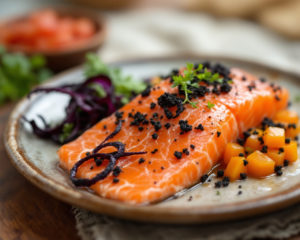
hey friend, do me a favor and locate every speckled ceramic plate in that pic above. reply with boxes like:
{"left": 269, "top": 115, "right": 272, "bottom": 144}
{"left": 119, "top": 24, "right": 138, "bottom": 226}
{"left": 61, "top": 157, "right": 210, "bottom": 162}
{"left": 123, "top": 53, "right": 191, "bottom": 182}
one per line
{"left": 4, "top": 55, "right": 300, "bottom": 224}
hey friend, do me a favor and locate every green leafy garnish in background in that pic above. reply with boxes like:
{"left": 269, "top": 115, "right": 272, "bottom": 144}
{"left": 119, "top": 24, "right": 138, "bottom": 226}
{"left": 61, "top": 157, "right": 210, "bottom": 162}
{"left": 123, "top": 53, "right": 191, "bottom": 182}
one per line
{"left": 172, "top": 62, "right": 226, "bottom": 108}
{"left": 0, "top": 46, "right": 52, "bottom": 105}
{"left": 84, "top": 53, "right": 146, "bottom": 104}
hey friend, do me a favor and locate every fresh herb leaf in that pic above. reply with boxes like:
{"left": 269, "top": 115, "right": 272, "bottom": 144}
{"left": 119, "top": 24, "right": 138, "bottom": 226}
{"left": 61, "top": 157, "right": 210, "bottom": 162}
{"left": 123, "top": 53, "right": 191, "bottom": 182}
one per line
{"left": 88, "top": 83, "right": 107, "bottom": 98}
{"left": 0, "top": 46, "right": 52, "bottom": 105}
{"left": 207, "top": 101, "right": 215, "bottom": 110}
{"left": 59, "top": 123, "right": 74, "bottom": 143}
{"left": 84, "top": 53, "right": 146, "bottom": 103}
{"left": 172, "top": 62, "right": 230, "bottom": 107}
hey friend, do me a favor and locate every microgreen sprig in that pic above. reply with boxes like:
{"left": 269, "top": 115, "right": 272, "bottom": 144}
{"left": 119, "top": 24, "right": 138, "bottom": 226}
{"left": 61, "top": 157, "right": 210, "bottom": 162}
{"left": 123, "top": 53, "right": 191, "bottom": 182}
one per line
{"left": 172, "top": 62, "right": 227, "bottom": 108}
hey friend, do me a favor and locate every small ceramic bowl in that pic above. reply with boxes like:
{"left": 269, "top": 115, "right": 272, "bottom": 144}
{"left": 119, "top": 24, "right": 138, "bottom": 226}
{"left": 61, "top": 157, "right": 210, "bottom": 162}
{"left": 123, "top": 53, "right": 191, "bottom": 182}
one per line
{"left": 0, "top": 7, "right": 106, "bottom": 72}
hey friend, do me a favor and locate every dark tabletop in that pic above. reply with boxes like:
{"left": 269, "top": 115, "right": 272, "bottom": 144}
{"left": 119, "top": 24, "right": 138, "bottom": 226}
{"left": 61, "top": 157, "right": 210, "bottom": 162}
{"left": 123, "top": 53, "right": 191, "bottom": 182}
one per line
{"left": 0, "top": 104, "right": 80, "bottom": 240}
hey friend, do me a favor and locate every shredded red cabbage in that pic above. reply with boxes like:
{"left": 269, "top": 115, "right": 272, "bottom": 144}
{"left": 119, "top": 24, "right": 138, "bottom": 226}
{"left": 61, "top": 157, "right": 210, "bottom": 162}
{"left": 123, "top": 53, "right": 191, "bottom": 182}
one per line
{"left": 23, "top": 75, "right": 127, "bottom": 144}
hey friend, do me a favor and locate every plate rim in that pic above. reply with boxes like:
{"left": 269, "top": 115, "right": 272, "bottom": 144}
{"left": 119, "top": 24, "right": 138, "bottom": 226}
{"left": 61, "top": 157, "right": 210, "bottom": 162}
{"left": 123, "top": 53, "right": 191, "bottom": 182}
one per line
{"left": 4, "top": 54, "right": 300, "bottom": 224}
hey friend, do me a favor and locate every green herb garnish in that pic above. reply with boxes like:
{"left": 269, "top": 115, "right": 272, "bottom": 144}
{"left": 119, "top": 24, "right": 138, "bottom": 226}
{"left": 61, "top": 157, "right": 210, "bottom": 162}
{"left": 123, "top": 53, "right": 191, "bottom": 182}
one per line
{"left": 207, "top": 101, "right": 215, "bottom": 110}
{"left": 84, "top": 53, "right": 146, "bottom": 103}
{"left": 59, "top": 123, "right": 74, "bottom": 143}
{"left": 172, "top": 62, "right": 227, "bottom": 107}
{"left": 0, "top": 46, "right": 52, "bottom": 105}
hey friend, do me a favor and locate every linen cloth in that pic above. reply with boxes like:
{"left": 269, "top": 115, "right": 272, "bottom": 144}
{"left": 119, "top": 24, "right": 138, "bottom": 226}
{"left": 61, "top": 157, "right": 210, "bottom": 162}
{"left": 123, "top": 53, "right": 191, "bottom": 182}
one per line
{"left": 74, "top": 9, "right": 300, "bottom": 240}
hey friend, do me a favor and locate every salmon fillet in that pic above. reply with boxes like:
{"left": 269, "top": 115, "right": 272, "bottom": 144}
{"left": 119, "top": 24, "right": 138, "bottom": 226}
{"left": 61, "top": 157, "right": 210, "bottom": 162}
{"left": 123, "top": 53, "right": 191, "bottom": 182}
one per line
{"left": 58, "top": 68, "right": 288, "bottom": 204}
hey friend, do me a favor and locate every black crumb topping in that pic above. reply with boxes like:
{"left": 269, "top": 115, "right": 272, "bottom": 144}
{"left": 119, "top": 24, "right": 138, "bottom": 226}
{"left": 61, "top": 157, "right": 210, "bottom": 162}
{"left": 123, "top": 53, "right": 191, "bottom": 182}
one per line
{"left": 216, "top": 131, "right": 221, "bottom": 137}
{"left": 217, "top": 170, "right": 224, "bottom": 178}
{"left": 150, "top": 119, "right": 162, "bottom": 131}
{"left": 220, "top": 82, "right": 232, "bottom": 93}
{"left": 157, "top": 93, "right": 184, "bottom": 119}
{"left": 150, "top": 102, "right": 156, "bottom": 109}
{"left": 243, "top": 131, "right": 251, "bottom": 139}
{"left": 275, "top": 166, "right": 283, "bottom": 176}
{"left": 141, "top": 86, "right": 151, "bottom": 97}
{"left": 174, "top": 151, "right": 182, "bottom": 159}
{"left": 190, "top": 144, "right": 195, "bottom": 150}
{"left": 151, "top": 149, "right": 158, "bottom": 154}
{"left": 242, "top": 76, "right": 247, "bottom": 81}
{"left": 239, "top": 153, "right": 245, "bottom": 157}
{"left": 113, "top": 178, "right": 119, "bottom": 183}
{"left": 130, "top": 112, "right": 147, "bottom": 126}
{"left": 182, "top": 148, "right": 190, "bottom": 155}
{"left": 152, "top": 133, "right": 158, "bottom": 140}
{"left": 179, "top": 120, "right": 192, "bottom": 133}
{"left": 258, "top": 137, "right": 264, "bottom": 145}
{"left": 243, "top": 160, "right": 248, "bottom": 166}
{"left": 261, "top": 145, "right": 268, "bottom": 153}
{"left": 195, "top": 124, "right": 204, "bottom": 130}
{"left": 164, "top": 123, "right": 171, "bottom": 129}
{"left": 215, "top": 181, "right": 222, "bottom": 188}
{"left": 200, "top": 174, "right": 208, "bottom": 183}
{"left": 240, "top": 173, "right": 247, "bottom": 180}
{"left": 222, "top": 177, "right": 230, "bottom": 187}
{"left": 284, "top": 159, "right": 289, "bottom": 166}
{"left": 138, "top": 158, "right": 145, "bottom": 164}
{"left": 237, "top": 138, "right": 245, "bottom": 146}
{"left": 238, "top": 190, "right": 243, "bottom": 195}
{"left": 138, "top": 126, "right": 144, "bottom": 131}
{"left": 112, "top": 166, "right": 121, "bottom": 177}
{"left": 278, "top": 148, "right": 284, "bottom": 153}
{"left": 259, "top": 77, "right": 267, "bottom": 83}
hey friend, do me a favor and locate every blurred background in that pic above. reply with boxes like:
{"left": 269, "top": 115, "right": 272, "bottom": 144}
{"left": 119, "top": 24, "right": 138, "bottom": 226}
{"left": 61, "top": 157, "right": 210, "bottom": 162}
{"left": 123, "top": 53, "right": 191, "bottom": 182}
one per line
{"left": 0, "top": 0, "right": 300, "bottom": 104}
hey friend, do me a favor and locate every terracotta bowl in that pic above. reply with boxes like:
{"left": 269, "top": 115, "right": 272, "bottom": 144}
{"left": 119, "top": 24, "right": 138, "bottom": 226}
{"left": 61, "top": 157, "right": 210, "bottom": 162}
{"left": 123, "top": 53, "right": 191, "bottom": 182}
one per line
{"left": 0, "top": 7, "right": 106, "bottom": 72}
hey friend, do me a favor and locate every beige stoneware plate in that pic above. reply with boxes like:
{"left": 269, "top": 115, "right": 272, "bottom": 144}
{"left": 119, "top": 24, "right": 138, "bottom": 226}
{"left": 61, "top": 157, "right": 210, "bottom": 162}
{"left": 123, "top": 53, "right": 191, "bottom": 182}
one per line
{"left": 4, "top": 55, "right": 300, "bottom": 224}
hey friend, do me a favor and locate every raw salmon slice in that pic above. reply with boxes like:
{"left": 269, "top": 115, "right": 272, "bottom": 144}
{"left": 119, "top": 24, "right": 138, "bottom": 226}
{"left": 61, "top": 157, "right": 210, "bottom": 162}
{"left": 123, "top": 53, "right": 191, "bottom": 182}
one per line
{"left": 58, "top": 68, "right": 288, "bottom": 204}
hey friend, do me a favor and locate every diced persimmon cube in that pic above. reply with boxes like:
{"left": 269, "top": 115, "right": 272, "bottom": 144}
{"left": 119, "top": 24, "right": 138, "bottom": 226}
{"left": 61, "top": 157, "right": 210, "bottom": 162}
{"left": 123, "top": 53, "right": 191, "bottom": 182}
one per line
{"left": 223, "top": 143, "right": 245, "bottom": 165}
{"left": 244, "top": 135, "right": 262, "bottom": 152}
{"left": 263, "top": 127, "right": 285, "bottom": 148}
{"left": 266, "top": 149, "right": 285, "bottom": 166}
{"left": 284, "top": 141, "right": 298, "bottom": 163}
{"left": 224, "top": 157, "right": 247, "bottom": 181}
{"left": 246, "top": 151, "right": 275, "bottom": 178}
{"left": 286, "top": 123, "right": 300, "bottom": 138}
{"left": 274, "top": 110, "right": 299, "bottom": 124}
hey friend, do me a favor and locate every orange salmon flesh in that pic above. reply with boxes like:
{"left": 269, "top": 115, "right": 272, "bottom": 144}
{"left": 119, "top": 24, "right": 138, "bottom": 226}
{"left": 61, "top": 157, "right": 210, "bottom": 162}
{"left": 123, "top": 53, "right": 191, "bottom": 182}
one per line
{"left": 58, "top": 68, "right": 288, "bottom": 204}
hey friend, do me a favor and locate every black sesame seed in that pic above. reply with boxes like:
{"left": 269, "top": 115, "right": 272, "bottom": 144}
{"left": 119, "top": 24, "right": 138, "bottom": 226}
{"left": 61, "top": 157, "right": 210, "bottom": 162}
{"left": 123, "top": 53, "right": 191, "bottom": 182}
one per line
{"left": 150, "top": 102, "right": 156, "bottom": 109}
{"left": 152, "top": 133, "right": 158, "bottom": 140}
{"left": 216, "top": 131, "right": 221, "bottom": 137}
{"left": 182, "top": 148, "right": 190, "bottom": 155}
{"left": 138, "top": 158, "right": 145, "bottom": 164}
{"left": 242, "top": 76, "right": 247, "bottom": 81}
{"left": 238, "top": 190, "right": 243, "bottom": 195}
{"left": 261, "top": 145, "right": 268, "bottom": 153}
{"left": 195, "top": 124, "right": 204, "bottom": 130}
{"left": 113, "top": 166, "right": 121, "bottom": 177}
{"left": 222, "top": 177, "right": 230, "bottom": 187}
{"left": 215, "top": 181, "right": 222, "bottom": 188}
{"left": 285, "top": 138, "right": 291, "bottom": 144}
{"left": 278, "top": 148, "right": 284, "bottom": 153}
{"left": 243, "top": 160, "right": 248, "bottom": 166}
{"left": 284, "top": 159, "right": 289, "bottom": 167}
{"left": 151, "top": 149, "right": 158, "bottom": 154}
{"left": 190, "top": 144, "right": 195, "bottom": 150}
{"left": 164, "top": 123, "right": 171, "bottom": 129}
{"left": 138, "top": 126, "right": 144, "bottom": 131}
{"left": 240, "top": 173, "right": 247, "bottom": 180}
{"left": 239, "top": 153, "right": 245, "bottom": 157}
{"left": 113, "top": 178, "right": 119, "bottom": 183}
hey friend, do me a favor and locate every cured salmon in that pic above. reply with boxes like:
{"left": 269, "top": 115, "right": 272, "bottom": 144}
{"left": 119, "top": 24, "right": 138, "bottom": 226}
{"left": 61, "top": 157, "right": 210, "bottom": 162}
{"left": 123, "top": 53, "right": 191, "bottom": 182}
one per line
{"left": 58, "top": 66, "right": 288, "bottom": 204}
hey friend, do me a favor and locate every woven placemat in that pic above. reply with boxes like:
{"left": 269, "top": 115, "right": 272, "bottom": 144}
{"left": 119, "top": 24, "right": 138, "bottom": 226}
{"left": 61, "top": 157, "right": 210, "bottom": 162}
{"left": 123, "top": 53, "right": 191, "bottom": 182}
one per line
{"left": 73, "top": 203, "right": 300, "bottom": 240}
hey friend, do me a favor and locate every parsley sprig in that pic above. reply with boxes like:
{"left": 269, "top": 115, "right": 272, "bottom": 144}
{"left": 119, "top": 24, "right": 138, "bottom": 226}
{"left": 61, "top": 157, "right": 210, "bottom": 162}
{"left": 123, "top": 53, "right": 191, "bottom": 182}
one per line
{"left": 172, "top": 62, "right": 225, "bottom": 108}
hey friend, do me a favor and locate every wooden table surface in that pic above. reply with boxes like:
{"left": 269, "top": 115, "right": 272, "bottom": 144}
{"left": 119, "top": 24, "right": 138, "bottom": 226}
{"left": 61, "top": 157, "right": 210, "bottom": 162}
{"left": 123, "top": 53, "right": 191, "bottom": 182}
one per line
{"left": 1, "top": 103, "right": 300, "bottom": 240}
{"left": 0, "top": 104, "right": 80, "bottom": 240}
